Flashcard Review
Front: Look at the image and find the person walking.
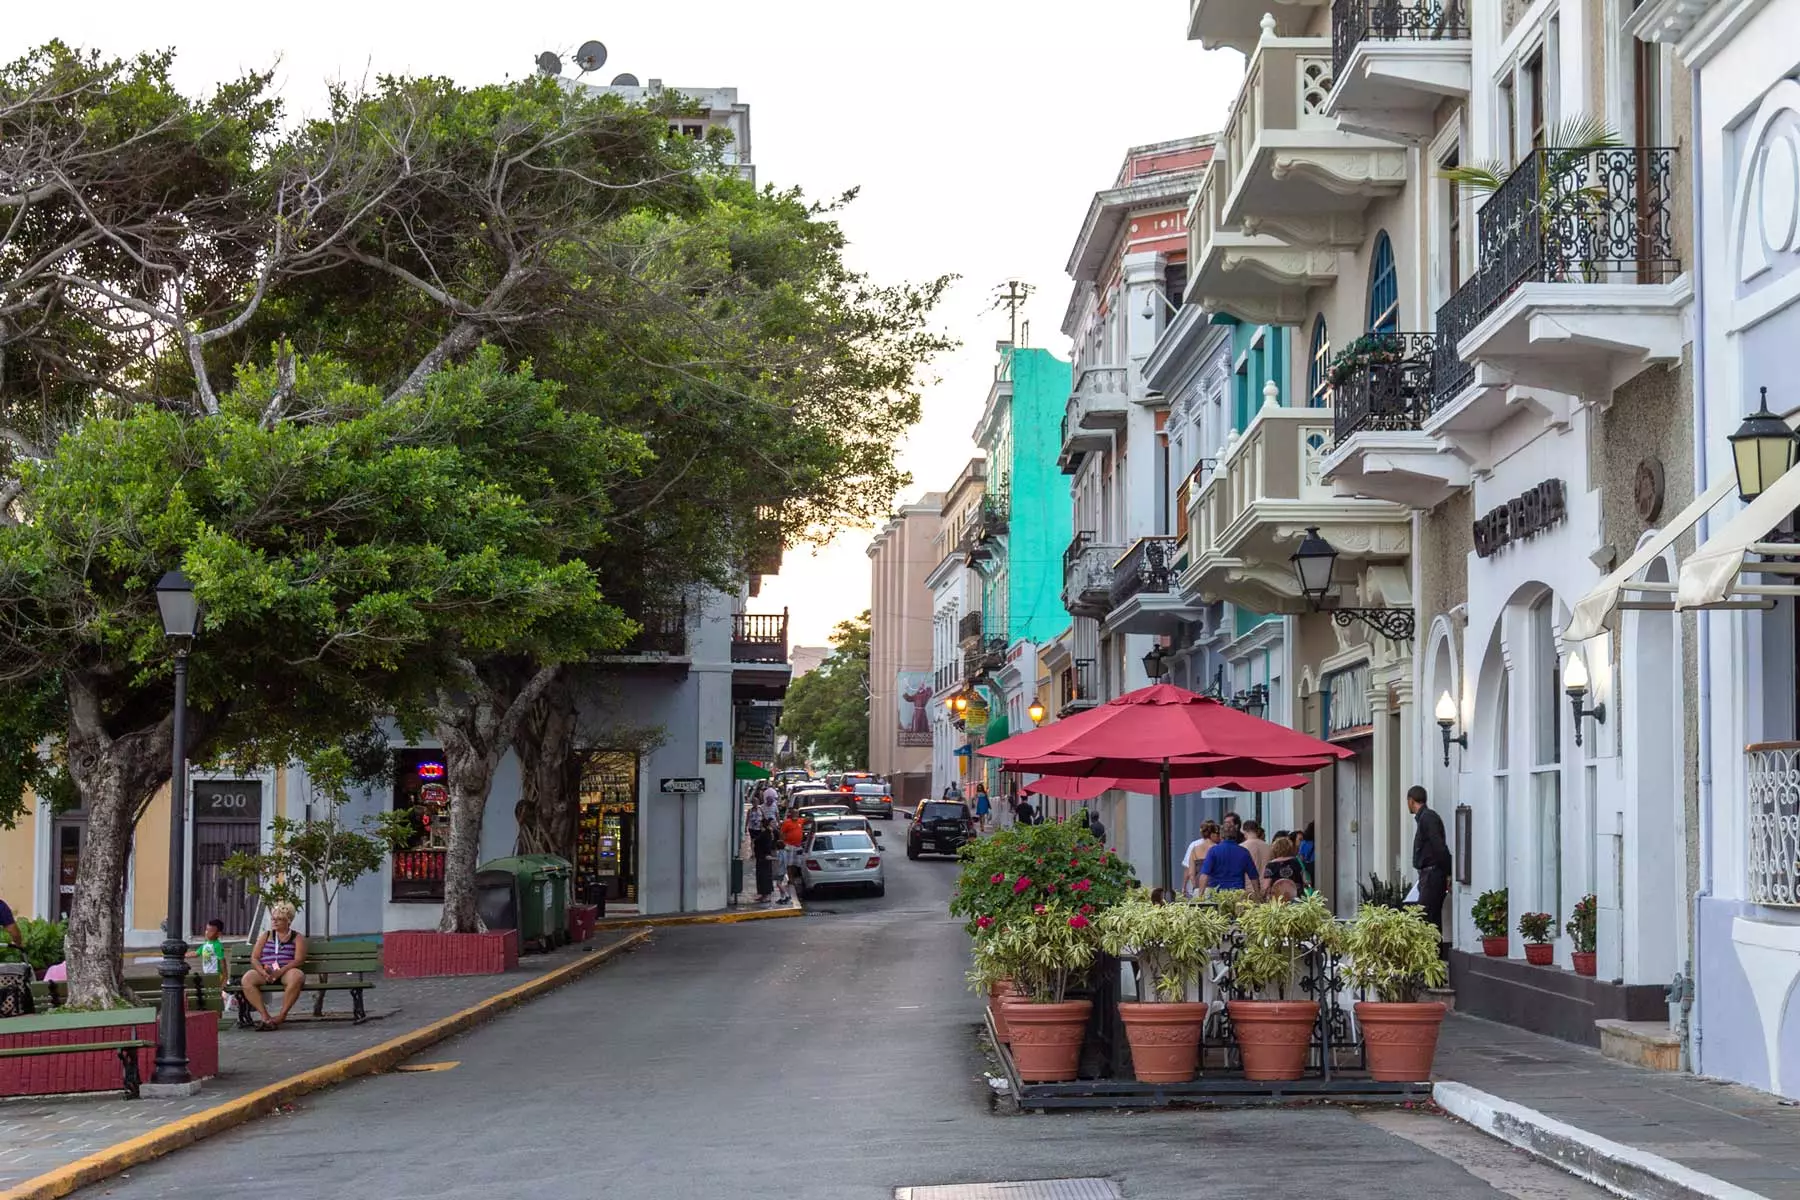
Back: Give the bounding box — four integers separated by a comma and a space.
1181, 824, 1213, 897
973, 784, 992, 832
1221, 811, 1244, 844
747, 802, 775, 903
1408, 785, 1452, 937
1298, 821, 1317, 887
1263, 836, 1308, 901
1241, 820, 1272, 876
777, 809, 805, 903
1195, 822, 1261, 898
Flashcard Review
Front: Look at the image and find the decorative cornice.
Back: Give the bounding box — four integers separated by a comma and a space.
1626, 0, 1759, 66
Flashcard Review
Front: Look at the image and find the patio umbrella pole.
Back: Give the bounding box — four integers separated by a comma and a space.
1158, 757, 1171, 892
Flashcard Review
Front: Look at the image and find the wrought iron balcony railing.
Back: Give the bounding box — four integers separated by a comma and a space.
1329, 333, 1437, 444
731, 610, 789, 664
1110, 537, 1179, 608
1059, 658, 1098, 718
976, 494, 1009, 541
1331, 0, 1470, 78
958, 610, 984, 644
612, 600, 688, 657
1749, 743, 1800, 907
1063, 533, 1124, 618
1430, 145, 1679, 413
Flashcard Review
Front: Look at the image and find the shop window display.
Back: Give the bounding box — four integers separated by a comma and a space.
392, 750, 451, 901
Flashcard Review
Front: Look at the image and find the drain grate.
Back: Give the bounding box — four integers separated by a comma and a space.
896, 1182, 1121, 1200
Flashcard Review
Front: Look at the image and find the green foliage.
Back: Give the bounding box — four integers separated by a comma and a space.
1565, 894, 1597, 953
969, 905, 1101, 1004
1, 918, 67, 973
1472, 889, 1509, 939
1358, 873, 1411, 910
778, 612, 872, 769
1518, 911, 1555, 944
1096, 893, 1230, 1003
1230, 894, 1338, 999
949, 818, 1136, 936
1342, 903, 1449, 1003
222, 787, 413, 938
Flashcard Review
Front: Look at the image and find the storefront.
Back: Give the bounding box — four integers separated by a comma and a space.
391, 750, 450, 903
575, 751, 638, 906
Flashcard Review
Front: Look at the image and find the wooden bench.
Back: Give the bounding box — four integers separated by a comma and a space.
31, 973, 221, 1014
0, 1007, 156, 1099
222, 938, 380, 1027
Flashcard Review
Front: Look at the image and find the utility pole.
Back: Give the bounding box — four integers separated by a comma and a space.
993, 280, 1033, 346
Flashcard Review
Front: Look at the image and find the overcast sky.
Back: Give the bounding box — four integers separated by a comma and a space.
12, 2, 1245, 648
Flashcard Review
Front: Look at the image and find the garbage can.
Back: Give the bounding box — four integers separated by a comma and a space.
519, 854, 572, 948
476, 855, 568, 951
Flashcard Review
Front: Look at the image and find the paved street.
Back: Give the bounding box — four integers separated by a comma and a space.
82, 843, 1606, 1200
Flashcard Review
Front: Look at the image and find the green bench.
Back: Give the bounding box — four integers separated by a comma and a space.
31, 973, 221, 1014
0, 1007, 156, 1099
222, 938, 380, 1027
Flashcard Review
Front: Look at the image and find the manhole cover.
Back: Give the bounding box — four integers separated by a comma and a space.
896, 1182, 1121, 1200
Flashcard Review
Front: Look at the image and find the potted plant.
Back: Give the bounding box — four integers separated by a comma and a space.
990, 906, 1101, 1082
1225, 894, 1338, 1081
1326, 333, 1410, 387
1473, 889, 1509, 957
1567, 894, 1597, 977
1097, 893, 1230, 1083
1342, 903, 1451, 1081
1518, 912, 1555, 964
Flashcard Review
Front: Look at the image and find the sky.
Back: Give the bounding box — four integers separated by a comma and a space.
8, 1, 1246, 648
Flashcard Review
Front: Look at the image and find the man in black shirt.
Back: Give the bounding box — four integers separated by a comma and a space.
1408, 785, 1452, 938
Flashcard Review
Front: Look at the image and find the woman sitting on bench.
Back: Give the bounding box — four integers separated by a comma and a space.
242, 902, 307, 1030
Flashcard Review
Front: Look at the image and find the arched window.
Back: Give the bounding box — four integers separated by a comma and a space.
1367, 231, 1399, 333
1307, 316, 1331, 407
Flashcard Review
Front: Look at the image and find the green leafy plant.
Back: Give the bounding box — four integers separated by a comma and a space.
1229, 894, 1338, 1000
1326, 333, 1409, 387
1096, 892, 1231, 1003
1565, 894, 1597, 953
988, 906, 1102, 1004
1342, 903, 1449, 1003
950, 819, 1135, 936
1359, 873, 1410, 910
16, 918, 66, 974
1472, 889, 1509, 939
1518, 911, 1555, 944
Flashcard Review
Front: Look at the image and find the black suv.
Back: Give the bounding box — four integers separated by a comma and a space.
907, 800, 975, 859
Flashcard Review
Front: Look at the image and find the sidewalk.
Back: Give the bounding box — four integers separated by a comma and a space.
1435, 1012, 1800, 1198
0, 930, 646, 1195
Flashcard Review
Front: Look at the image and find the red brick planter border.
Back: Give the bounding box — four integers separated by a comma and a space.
0, 1007, 217, 1098
383, 929, 520, 978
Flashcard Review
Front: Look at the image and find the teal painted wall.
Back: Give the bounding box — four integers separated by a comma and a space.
1221, 321, 1291, 639
997, 347, 1073, 647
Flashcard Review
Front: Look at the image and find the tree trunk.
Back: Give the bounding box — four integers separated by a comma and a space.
514, 673, 581, 858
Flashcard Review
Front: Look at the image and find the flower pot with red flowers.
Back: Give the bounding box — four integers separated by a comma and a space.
1519, 912, 1555, 965
1473, 888, 1509, 957
1096, 892, 1230, 1083
1225, 895, 1337, 1081
1566, 894, 1597, 977
985, 906, 1101, 1082
1343, 903, 1450, 1081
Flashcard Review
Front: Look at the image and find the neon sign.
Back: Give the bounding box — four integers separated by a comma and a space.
417, 761, 446, 780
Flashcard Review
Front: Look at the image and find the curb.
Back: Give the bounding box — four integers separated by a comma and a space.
593, 902, 803, 929
0, 929, 652, 1200
1433, 1081, 1771, 1200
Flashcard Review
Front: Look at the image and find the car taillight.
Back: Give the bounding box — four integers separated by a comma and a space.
804, 859, 821, 871
865, 857, 881, 868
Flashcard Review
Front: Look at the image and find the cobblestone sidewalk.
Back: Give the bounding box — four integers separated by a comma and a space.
0, 931, 644, 1191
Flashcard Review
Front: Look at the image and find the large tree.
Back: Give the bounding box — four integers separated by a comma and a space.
779, 613, 872, 769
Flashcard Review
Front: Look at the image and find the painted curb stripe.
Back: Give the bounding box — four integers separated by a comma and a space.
0, 929, 652, 1200
592, 903, 803, 930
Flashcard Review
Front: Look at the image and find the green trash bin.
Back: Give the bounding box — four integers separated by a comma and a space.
521, 854, 572, 947
476, 855, 570, 951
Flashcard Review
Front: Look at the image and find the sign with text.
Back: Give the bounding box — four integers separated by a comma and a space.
193, 780, 262, 820
1473, 479, 1567, 558
659, 777, 706, 794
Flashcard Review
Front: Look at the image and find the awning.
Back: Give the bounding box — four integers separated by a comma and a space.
1679, 467, 1800, 609
984, 712, 1010, 745
1566, 475, 1736, 641
733, 760, 772, 780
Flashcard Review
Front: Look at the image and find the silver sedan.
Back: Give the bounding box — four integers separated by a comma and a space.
798, 831, 884, 898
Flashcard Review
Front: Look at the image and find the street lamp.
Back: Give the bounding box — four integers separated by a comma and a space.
1729, 387, 1796, 502
1435, 690, 1468, 767
1027, 697, 1046, 725
152, 569, 201, 1089
953, 692, 969, 715
1563, 650, 1607, 748
1142, 646, 1169, 680
1288, 526, 1417, 641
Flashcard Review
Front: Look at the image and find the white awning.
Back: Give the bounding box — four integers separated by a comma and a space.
1566, 475, 1736, 642
1679, 465, 1800, 609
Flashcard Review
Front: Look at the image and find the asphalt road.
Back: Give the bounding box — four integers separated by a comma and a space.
88, 829, 1608, 1200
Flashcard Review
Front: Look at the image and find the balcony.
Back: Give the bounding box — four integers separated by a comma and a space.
1216, 36, 1407, 247
1748, 743, 1800, 907
976, 494, 1009, 542
731, 610, 789, 665
1319, 333, 1470, 507
1429, 146, 1689, 452
958, 610, 984, 645
962, 637, 1006, 684
1189, 0, 1327, 54
1106, 536, 1189, 635
1325, 0, 1472, 142
1063, 531, 1123, 620
605, 600, 689, 661
1183, 403, 1411, 613
1188, 167, 1339, 327
1059, 658, 1098, 718
1070, 365, 1129, 430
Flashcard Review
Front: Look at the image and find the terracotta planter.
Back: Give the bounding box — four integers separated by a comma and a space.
1355, 1001, 1447, 1082
987, 979, 1015, 1043
1118, 1001, 1207, 1083
1524, 942, 1554, 965
1480, 936, 1509, 957
1003, 998, 1091, 1082
1226, 1000, 1319, 1081
1572, 950, 1597, 977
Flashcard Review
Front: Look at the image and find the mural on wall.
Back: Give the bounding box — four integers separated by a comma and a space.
897, 671, 934, 747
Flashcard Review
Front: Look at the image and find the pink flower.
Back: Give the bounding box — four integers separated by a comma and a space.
1033, 904, 1047, 914
1071, 879, 1092, 893
1079, 904, 1094, 915
976, 915, 993, 929
990, 873, 1006, 884
1068, 914, 1091, 929
1013, 876, 1032, 893
1045, 883, 1057, 893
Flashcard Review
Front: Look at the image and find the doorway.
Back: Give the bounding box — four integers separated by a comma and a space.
577, 751, 638, 905
190, 780, 264, 936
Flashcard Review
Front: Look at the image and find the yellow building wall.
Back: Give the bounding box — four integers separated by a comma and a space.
131, 782, 172, 933
0, 797, 38, 919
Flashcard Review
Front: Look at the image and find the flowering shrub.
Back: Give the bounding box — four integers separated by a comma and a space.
1472, 888, 1509, 939
1518, 911, 1555, 944
949, 818, 1137, 935
1565, 894, 1597, 953
968, 905, 1102, 1004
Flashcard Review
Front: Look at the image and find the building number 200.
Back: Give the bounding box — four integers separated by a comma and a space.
207, 792, 251, 809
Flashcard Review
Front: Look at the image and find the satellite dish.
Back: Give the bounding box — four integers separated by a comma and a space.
535, 51, 563, 77
575, 41, 608, 73
610, 73, 640, 87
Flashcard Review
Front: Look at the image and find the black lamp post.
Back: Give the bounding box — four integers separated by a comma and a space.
1288, 526, 1417, 641
1142, 646, 1169, 680
1729, 387, 1797, 503
153, 569, 201, 1088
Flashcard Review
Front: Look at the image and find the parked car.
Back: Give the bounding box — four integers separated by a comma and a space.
849, 782, 894, 820
838, 771, 874, 794
799, 830, 884, 898
907, 800, 976, 859
796, 804, 852, 839
812, 814, 883, 848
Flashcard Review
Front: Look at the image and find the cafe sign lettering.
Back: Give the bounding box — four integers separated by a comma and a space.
1473, 479, 1567, 559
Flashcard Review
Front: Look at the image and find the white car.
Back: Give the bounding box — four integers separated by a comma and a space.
799, 830, 884, 898
812, 813, 885, 849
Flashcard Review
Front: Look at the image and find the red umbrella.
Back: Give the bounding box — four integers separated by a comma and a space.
1001, 752, 1339, 779
1024, 771, 1310, 801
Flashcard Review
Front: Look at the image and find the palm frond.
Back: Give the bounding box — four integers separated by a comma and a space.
1440, 160, 1509, 195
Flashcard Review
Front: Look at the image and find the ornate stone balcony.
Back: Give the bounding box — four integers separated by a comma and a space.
1325, 0, 1472, 142
1188, 166, 1338, 328
1189, 0, 1328, 53
1062, 532, 1124, 620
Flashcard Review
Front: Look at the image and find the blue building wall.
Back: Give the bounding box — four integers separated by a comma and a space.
1002, 346, 1073, 647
